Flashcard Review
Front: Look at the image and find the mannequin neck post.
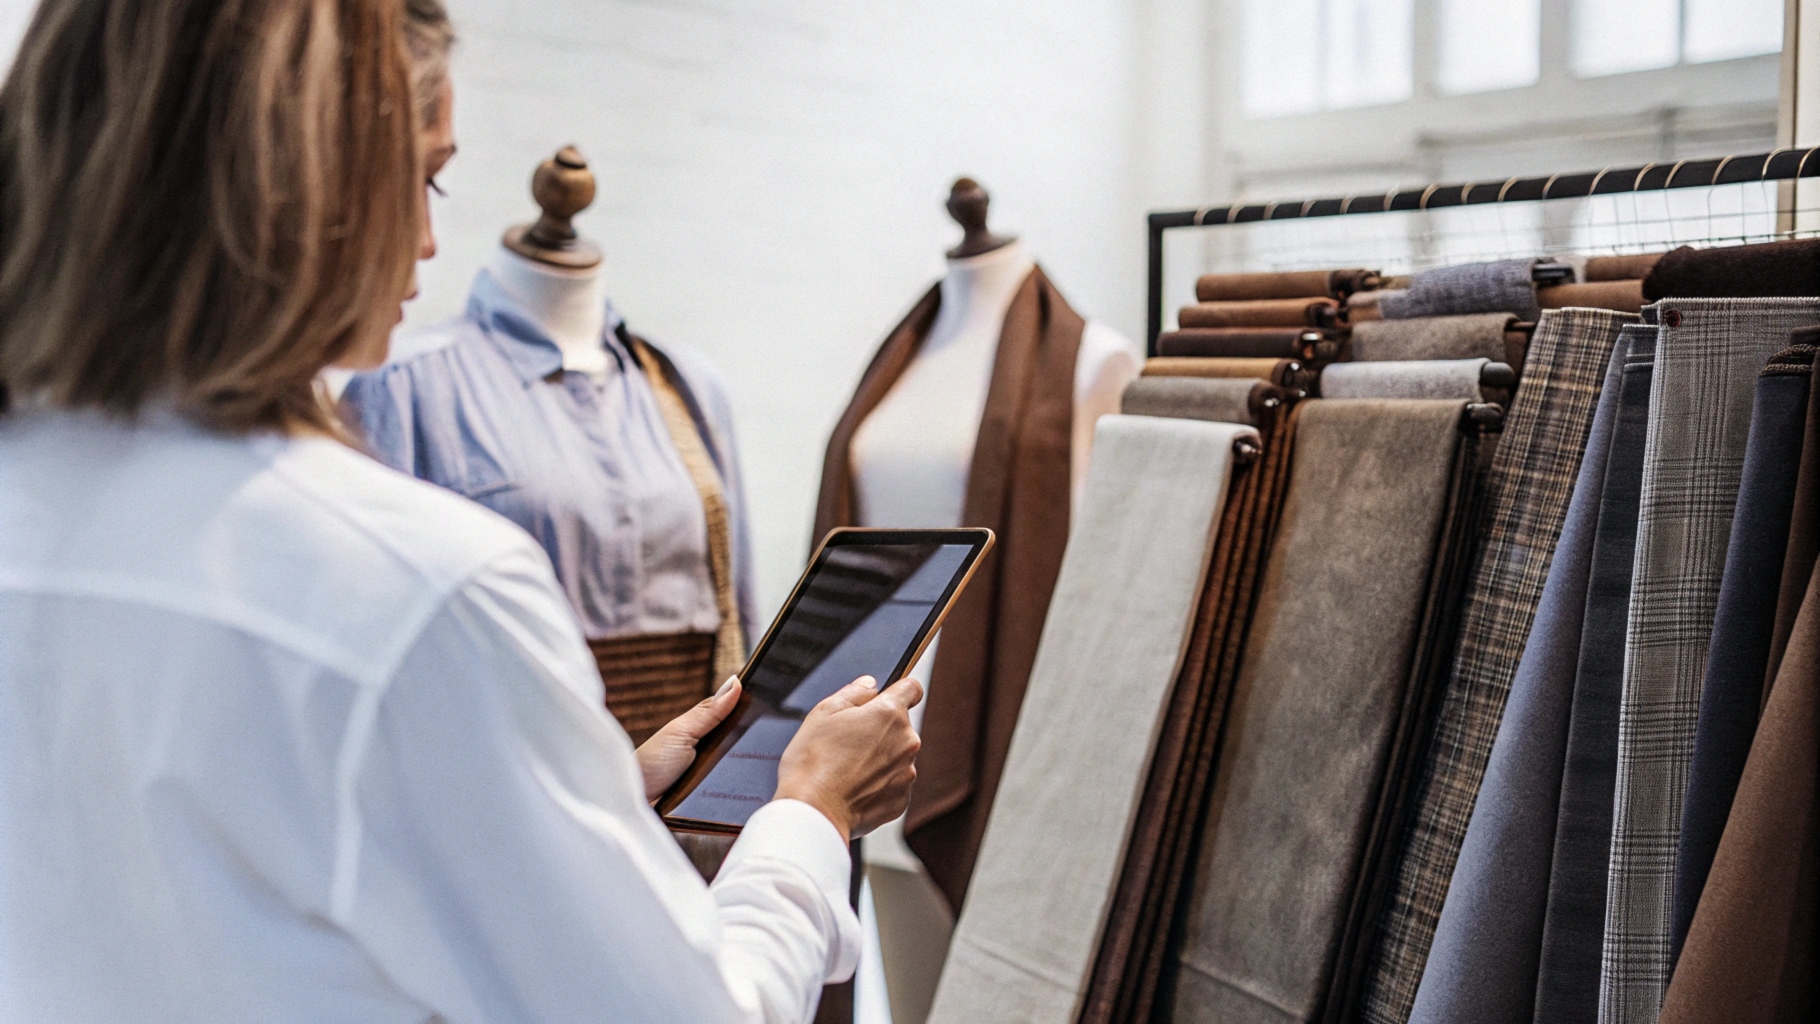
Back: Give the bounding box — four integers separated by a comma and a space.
489, 246, 611, 373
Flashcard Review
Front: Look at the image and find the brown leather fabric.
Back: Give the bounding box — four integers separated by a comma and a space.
1079, 401, 1301, 1024
1196, 269, 1382, 302
1584, 253, 1664, 282
1658, 559, 1820, 1024
1142, 357, 1301, 387
1159, 328, 1331, 361
814, 267, 1084, 913
1770, 355, 1820, 695
1179, 298, 1339, 329
589, 632, 716, 744
1537, 280, 1646, 314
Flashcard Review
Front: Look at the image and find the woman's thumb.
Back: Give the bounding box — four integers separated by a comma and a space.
815, 675, 880, 715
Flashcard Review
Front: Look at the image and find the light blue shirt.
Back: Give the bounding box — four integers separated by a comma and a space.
341, 270, 755, 645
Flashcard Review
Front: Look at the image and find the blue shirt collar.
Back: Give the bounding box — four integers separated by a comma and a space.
466, 267, 626, 383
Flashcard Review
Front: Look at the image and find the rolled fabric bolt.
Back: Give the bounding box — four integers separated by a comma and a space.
1320, 359, 1489, 401
1538, 280, 1646, 315
1158, 327, 1328, 361
1195, 268, 1381, 302
1120, 375, 1263, 426
1141, 357, 1300, 386
1380, 259, 1541, 322
1178, 298, 1339, 329
1351, 313, 1517, 363
1584, 253, 1665, 282
1643, 239, 1820, 301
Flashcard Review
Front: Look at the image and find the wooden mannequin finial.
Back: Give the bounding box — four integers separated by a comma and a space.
504, 145, 603, 269
945, 177, 1015, 259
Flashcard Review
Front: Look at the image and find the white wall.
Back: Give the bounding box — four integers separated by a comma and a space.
0, 0, 1174, 618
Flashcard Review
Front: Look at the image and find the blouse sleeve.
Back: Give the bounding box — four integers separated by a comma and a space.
340, 365, 420, 477
335, 539, 858, 1023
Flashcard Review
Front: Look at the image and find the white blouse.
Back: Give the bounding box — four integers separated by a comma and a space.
0, 411, 856, 1024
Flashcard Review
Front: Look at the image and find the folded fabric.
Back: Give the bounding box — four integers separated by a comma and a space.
1179, 298, 1339, 329
1350, 314, 1515, 363
1158, 328, 1328, 361
1771, 341, 1820, 689
1142, 357, 1301, 386
1406, 337, 1625, 1024
1659, 555, 1820, 1024
1380, 259, 1541, 322
1584, 253, 1665, 283
1672, 341, 1816, 962
1082, 401, 1302, 1024
1361, 307, 1635, 1024
1603, 298, 1820, 1024
1538, 280, 1645, 314
1319, 359, 1489, 401
1532, 326, 1656, 1024
1121, 376, 1262, 426
1642, 239, 1820, 301
1196, 269, 1382, 302
1169, 399, 1477, 1024
927, 415, 1254, 1024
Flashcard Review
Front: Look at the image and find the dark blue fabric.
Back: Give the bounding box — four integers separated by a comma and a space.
1670, 345, 1816, 963
1406, 327, 1626, 1024
1531, 326, 1656, 1024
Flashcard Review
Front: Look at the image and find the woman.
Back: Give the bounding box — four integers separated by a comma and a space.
0, 2, 919, 1022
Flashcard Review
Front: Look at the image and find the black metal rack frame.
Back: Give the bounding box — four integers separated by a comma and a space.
1145, 146, 1820, 352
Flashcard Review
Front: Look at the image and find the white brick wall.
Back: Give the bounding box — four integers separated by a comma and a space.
0, 0, 1203, 617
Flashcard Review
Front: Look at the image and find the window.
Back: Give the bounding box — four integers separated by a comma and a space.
1437, 0, 1541, 95
1573, 0, 1783, 78
1241, 0, 1413, 117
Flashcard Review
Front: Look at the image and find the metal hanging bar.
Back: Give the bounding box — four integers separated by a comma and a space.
1145, 145, 1820, 352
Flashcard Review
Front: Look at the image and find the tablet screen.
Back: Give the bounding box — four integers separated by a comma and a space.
662, 531, 989, 831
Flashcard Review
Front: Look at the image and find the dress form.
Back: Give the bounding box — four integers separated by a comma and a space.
848, 180, 1139, 1024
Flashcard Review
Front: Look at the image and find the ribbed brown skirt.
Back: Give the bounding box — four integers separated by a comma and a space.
588, 631, 717, 745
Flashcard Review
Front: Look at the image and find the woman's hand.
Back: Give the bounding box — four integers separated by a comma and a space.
637, 676, 741, 803
775, 675, 924, 842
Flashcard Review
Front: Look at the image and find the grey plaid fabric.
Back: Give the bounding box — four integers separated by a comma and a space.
1360, 307, 1635, 1024
1379, 259, 1542, 322
1597, 298, 1820, 1024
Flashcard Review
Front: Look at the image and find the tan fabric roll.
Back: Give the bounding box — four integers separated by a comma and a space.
1143, 357, 1297, 385
589, 631, 717, 744
1584, 252, 1665, 282
1178, 298, 1338, 329
1538, 280, 1646, 314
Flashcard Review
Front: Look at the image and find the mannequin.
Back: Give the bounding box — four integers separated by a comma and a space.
846, 179, 1140, 1024
341, 146, 756, 745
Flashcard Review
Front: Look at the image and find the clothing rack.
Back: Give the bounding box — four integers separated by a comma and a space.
1145, 145, 1820, 353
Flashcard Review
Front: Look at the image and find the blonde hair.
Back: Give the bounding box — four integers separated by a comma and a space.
0, 0, 423, 433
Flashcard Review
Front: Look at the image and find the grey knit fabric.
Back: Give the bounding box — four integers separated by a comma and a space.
1351, 314, 1515, 363
1380, 260, 1540, 322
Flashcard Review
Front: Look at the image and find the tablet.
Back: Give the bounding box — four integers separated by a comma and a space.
657, 527, 995, 834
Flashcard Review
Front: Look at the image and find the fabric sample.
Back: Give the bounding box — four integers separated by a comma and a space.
926, 416, 1254, 1024
1539, 281, 1646, 315
1350, 314, 1516, 363
1319, 359, 1489, 401
1642, 239, 1820, 301
1585, 254, 1666, 283
1121, 376, 1263, 426
1379, 259, 1541, 322
1142, 357, 1301, 386
814, 268, 1084, 916
1770, 331, 1820, 689
1158, 328, 1326, 360
1672, 344, 1816, 961
1658, 559, 1820, 1024
1533, 327, 1657, 1024
1168, 400, 1473, 1024
1362, 307, 1636, 1024
1179, 298, 1339, 329
1406, 338, 1625, 1024
1196, 269, 1381, 302
1602, 298, 1820, 1024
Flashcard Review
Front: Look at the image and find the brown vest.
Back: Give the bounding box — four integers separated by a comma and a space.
813, 265, 1083, 911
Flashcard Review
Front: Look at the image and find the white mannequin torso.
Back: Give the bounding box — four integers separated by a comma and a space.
487, 246, 612, 375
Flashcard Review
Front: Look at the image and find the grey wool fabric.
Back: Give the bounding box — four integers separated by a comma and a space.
1379, 260, 1541, 322
1532, 327, 1657, 1024
1121, 376, 1260, 426
1350, 314, 1517, 363
1362, 307, 1636, 1024
1320, 360, 1488, 401
1167, 399, 1471, 1024
1600, 297, 1820, 1024
1405, 335, 1626, 1024
926, 415, 1254, 1024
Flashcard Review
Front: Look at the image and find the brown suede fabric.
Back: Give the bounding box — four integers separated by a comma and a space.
1082, 400, 1303, 1024
1159, 328, 1332, 361
1196, 269, 1382, 302
1658, 559, 1820, 1023
1179, 298, 1339, 329
1537, 280, 1646, 314
1584, 253, 1664, 282
1643, 239, 1820, 301
814, 267, 1085, 914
